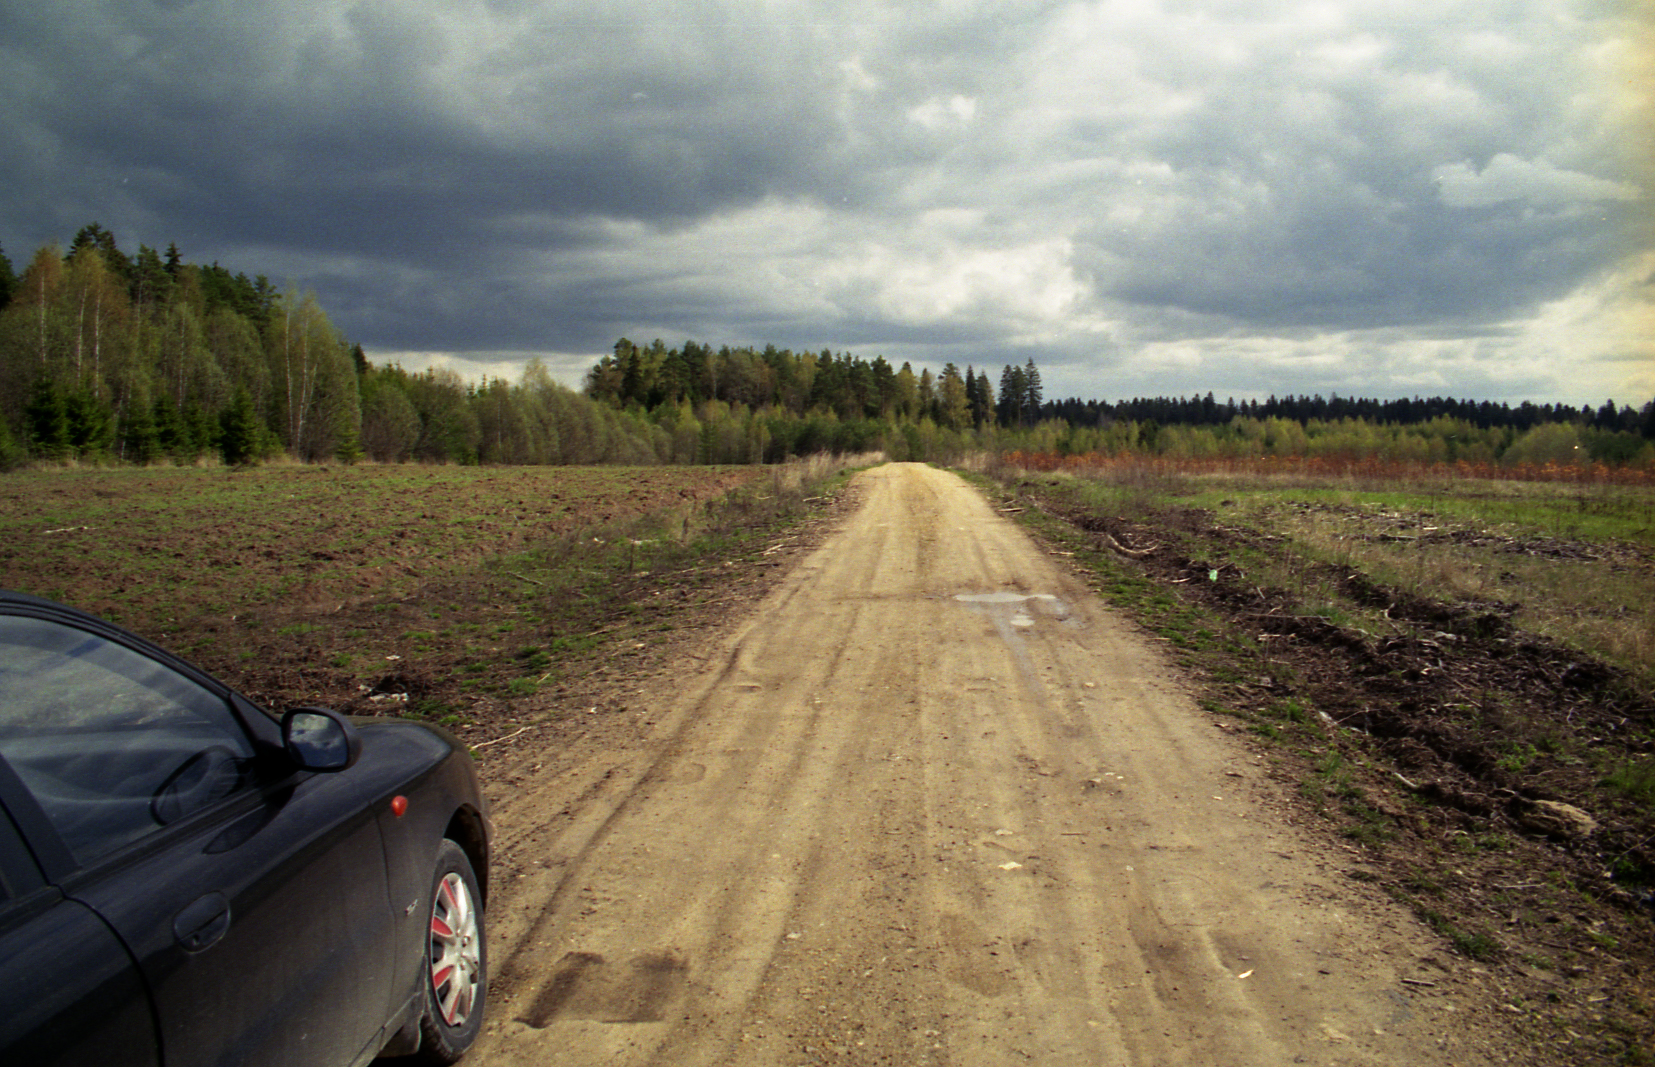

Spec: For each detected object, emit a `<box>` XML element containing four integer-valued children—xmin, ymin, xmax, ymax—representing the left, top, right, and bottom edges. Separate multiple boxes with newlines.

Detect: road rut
<box><xmin>471</xmin><ymin>462</ymin><xmax>1469</xmax><ymax>1066</ymax></box>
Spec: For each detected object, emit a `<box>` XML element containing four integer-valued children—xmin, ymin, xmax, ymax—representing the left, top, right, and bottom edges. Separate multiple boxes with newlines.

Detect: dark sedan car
<box><xmin>0</xmin><ymin>590</ymin><xmax>490</xmax><ymax>1067</ymax></box>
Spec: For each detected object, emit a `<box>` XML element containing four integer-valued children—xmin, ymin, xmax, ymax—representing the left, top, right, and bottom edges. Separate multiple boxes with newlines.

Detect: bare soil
<box><xmin>0</xmin><ymin>464</ymin><xmax>768</xmax><ymax>718</ymax></box>
<box><xmin>465</xmin><ymin>464</ymin><xmax>1512</xmax><ymax>1066</ymax></box>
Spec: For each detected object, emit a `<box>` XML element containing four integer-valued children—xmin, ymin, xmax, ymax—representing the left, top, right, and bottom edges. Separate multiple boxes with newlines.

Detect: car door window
<box><xmin>0</xmin><ymin>615</ymin><xmax>256</xmax><ymax>866</ymax></box>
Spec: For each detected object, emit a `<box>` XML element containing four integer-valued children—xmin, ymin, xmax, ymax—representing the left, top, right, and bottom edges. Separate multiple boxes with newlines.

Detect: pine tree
<box><xmin>1023</xmin><ymin>358</ymin><xmax>1043</xmax><ymax>425</ymax></box>
<box><xmin>998</xmin><ymin>364</ymin><xmax>1026</xmax><ymax>427</ymax></box>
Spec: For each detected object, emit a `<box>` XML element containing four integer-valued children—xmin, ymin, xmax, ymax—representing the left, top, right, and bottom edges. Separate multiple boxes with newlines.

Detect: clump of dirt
<box><xmin>1012</xmin><ymin>487</ymin><xmax>1655</xmax><ymax>1066</ymax></box>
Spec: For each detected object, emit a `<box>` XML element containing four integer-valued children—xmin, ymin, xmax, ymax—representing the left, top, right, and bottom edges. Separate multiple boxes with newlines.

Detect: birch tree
<box><xmin>267</xmin><ymin>290</ymin><xmax>359</xmax><ymax>459</ymax></box>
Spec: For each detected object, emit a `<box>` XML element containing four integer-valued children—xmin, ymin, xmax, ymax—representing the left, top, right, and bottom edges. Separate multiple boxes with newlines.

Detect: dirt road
<box><xmin>472</xmin><ymin>463</ymin><xmax>1475</xmax><ymax>1066</ymax></box>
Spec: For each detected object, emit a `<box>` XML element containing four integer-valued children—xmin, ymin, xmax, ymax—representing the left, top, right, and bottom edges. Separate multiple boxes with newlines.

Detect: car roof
<box><xmin>0</xmin><ymin>589</ymin><xmax>76</xmax><ymax>611</ymax></box>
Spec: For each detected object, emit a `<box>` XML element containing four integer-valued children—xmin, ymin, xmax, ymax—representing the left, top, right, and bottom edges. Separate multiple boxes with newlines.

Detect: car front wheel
<box><xmin>415</xmin><ymin>840</ymin><xmax>486</xmax><ymax>1064</ymax></box>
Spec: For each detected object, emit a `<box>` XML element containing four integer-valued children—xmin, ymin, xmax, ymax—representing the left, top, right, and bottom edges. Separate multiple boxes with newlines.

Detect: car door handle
<box><xmin>174</xmin><ymin>892</ymin><xmax>231</xmax><ymax>953</ymax></box>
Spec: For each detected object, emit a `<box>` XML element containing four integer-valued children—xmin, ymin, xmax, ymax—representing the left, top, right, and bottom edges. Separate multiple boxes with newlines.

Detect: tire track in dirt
<box><xmin>470</xmin><ymin>463</ymin><xmax>1484</xmax><ymax>1066</ymax></box>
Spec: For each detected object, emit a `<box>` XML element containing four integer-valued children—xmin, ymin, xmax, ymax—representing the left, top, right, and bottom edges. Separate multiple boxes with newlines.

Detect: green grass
<box><xmin>409</xmin><ymin>697</ymin><xmax>452</xmax><ymax>719</ymax></box>
<box><xmin>1032</xmin><ymin>467</ymin><xmax>1655</xmax><ymax>686</ymax></box>
<box><xmin>1187</xmin><ymin>478</ymin><xmax>1655</xmax><ymax>549</ymax></box>
<box><xmin>513</xmin><ymin>647</ymin><xmax>551</xmax><ymax>672</ymax></box>
<box><xmin>1418</xmin><ymin>906</ymin><xmax>1501</xmax><ymax>960</ymax></box>
<box><xmin>1498</xmin><ymin>743</ymin><xmax>1541</xmax><ymax>773</ymax></box>
<box><xmin>1604</xmin><ymin>758</ymin><xmax>1655</xmax><ymax>808</ymax></box>
<box><xmin>1264</xmin><ymin>698</ymin><xmax>1310</xmax><ymax>724</ymax></box>
<box><xmin>1404</xmin><ymin>872</ymin><xmax>1445</xmax><ymax>897</ymax></box>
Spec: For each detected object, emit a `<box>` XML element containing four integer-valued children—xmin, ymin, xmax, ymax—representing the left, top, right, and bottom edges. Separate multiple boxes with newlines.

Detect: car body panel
<box><xmin>65</xmin><ymin>769</ymin><xmax>398</xmax><ymax>1067</ymax></box>
<box><xmin>0</xmin><ymin>797</ymin><xmax>160</xmax><ymax>1067</ymax></box>
<box><xmin>0</xmin><ymin>889</ymin><xmax>161</xmax><ymax>1067</ymax></box>
<box><xmin>0</xmin><ymin>590</ymin><xmax>490</xmax><ymax>1067</ymax></box>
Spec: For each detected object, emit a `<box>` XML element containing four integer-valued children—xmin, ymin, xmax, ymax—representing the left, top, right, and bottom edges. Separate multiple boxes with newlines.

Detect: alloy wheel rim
<box><xmin>429</xmin><ymin>871</ymin><xmax>481</xmax><ymax>1027</ymax></box>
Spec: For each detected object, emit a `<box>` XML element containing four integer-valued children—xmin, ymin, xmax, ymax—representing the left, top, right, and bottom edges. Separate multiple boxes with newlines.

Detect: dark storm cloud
<box><xmin>0</xmin><ymin>0</ymin><xmax>1648</xmax><ymax>405</ymax></box>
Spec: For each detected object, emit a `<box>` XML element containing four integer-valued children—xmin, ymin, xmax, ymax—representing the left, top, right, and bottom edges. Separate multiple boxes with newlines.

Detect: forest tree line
<box><xmin>1</xmin><ymin>227</ymin><xmax>1651</xmax><ymax>471</ymax></box>
<box><xmin>584</xmin><ymin>337</ymin><xmax>1655</xmax><ymax>468</ymax></box>
<box><xmin>0</xmin><ymin>227</ymin><xmax>665</xmax><ymax>467</ymax></box>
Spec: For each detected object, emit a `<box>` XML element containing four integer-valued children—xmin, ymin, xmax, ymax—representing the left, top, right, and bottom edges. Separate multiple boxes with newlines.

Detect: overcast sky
<box><xmin>3</xmin><ymin>0</ymin><xmax>1650</xmax><ymax>407</ymax></box>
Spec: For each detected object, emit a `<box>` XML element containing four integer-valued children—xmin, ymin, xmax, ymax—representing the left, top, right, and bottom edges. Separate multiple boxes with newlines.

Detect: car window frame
<box><xmin>0</xmin><ymin>791</ymin><xmax>47</xmax><ymax>907</ymax></box>
<box><xmin>0</xmin><ymin>605</ymin><xmax>288</xmax><ymax>884</ymax></box>
<box><xmin>0</xmin><ymin>748</ymin><xmax>76</xmax><ymax>883</ymax></box>
<box><xmin>0</xmin><ymin>606</ymin><xmax>284</xmax><ymax>748</ymax></box>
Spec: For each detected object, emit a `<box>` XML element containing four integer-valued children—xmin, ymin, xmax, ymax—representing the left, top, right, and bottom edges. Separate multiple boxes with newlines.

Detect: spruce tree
<box><xmin>25</xmin><ymin>379</ymin><xmax>71</xmax><ymax>458</ymax></box>
<box><xmin>131</xmin><ymin>245</ymin><xmax>173</xmax><ymax>312</ymax></box>
<box><xmin>123</xmin><ymin>400</ymin><xmax>159</xmax><ymax>464</ymax></box>
<box><xmin>68</xmin><ymin>223</ymin><xmax>131</xmax><ymax>282</ymax></box>
<box><xmin>153</xmin><ymin>397</ymin><xmax>186</xmax><ymax>458</ymax></box>
<box><xmin>1023</xmin><ymin>358</ymin><xmax>1043</xmax><ymax>425</ymax></box>
<box><xmin>65</xmin><ymin>388</ymin><xmax>115</xmax><ymax>456</ymax></box>
<box><xmin>220</xmin><ymin>387</ymin><xmax>261</xmax><ymax>466</ymax></box>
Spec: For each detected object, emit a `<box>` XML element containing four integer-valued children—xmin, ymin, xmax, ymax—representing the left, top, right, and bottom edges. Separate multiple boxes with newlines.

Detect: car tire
<box><xmin>414</xmin><ymin>840</ymin><xmax>486</xmax><ymax>1065</ymax></box>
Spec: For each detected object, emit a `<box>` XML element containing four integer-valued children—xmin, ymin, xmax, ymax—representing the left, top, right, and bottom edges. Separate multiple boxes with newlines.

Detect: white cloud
<box><xmin>839</xmin><ymin>56</ymin><xmax>880</xmax><ymax>94</ymax></box>
<box><xmin>1434</xmin><ymin>153</ymin><xmax>1643</xmax><ymax>208</ymax></box>
<box><xmin>1094</xmin><ymin>250</ymin><xmax>1655</xmax><ymax>405</ymax></box>
<box><xmin>1511</xmin><ymin>251</ymin><xmax>1655</xmax><ymax>399</ymax></box>
<box><xmin>366</xmin><ymin>350</ymin><xmax>597</xmax><ymax>390</ymax></box>
<box><xmin>854</xmin><ymin>239</ymin><xmax>1083</xmax><ymax>324</ymax></box>
<box><xmin>907</xmin><ymin>94</ymin><xmax>977</xmax><ymax>130</ymax></box>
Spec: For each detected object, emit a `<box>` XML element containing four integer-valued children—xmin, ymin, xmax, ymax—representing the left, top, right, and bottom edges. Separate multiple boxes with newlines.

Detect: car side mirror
<box><xmin>282</xmin><ymin>707</ymin><xmax>362</xmax><ymax>771</ymax></box>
